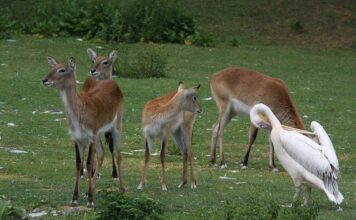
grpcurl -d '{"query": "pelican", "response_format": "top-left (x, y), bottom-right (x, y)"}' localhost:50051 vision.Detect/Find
top-left (250, 104), bottom-right (343, 206)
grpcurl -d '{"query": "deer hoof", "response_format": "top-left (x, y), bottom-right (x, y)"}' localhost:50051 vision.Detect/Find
top-left (241, 165), bottom-right (248, 170)
top-left (70, 200), bottom-right (78, 207)
top-left (87, 201), bottom-right (94, 208)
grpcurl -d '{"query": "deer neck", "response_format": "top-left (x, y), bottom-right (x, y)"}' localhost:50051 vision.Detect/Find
top-left (161, 91), bottom-right (185, 122)
top-left (59, 78), bottom-right (82, 125)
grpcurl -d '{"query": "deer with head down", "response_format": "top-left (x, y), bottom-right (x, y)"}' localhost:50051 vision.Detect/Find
top-left (137, 82), bottom-right (202, 191)
top-left (42, 57), bottom-right (124, 207)
top-left (210, 67), bottom-right (305, 171)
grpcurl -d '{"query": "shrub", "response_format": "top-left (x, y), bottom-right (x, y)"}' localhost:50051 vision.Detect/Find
top-left (115, 44), bottom-right (167, 78)
top-left (291, 20), bottom-right (305, 34)
top-left (95, 189), bottom-right (164, 220)
top-left (0, 9), bottom-right (21, 39)
top-left (188, 31), bottom-right (215, 47)
top-left (14, 0), bottom-right (201, 44)
top-left (229, 36), bottom-right (242, 47)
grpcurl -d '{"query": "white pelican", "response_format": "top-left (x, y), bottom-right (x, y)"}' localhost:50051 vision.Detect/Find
top-left (250, 104), bottom-right (343, 206)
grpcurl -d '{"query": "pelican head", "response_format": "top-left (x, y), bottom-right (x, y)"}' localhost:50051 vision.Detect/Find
top-left (250, 104), bottom-right (274, 129)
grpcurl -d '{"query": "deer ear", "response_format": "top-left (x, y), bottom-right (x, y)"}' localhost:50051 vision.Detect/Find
top-left (47, 56), bottom-right (58, 67)
top-left (87, 48), bottom-right (97, 62)
top-left (177, 81), bottom-right (186, 91)
top-left (191, 84), bottom-right (200, 91)
top-left (109, 50), bottom-right (118, 63)
top-left (68, 57), bottom-right (76, 72)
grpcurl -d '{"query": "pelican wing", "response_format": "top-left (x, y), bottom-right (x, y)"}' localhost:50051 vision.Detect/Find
top-left (310, 121), bottom-right (339, 171)
top-left (279, 130), bottom-right (333, 178)
top-left (279, 129), bottom-right (342, 203)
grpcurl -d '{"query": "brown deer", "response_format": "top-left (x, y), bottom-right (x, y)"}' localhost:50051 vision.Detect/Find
top-left (42, 57), bottom-right (124, 208)
top-left (137, 82), bottom-right (201, 191)
top-left (210, 67), bottom-right (304, 171)
top-left (81, 48), bottom-right (119, 179)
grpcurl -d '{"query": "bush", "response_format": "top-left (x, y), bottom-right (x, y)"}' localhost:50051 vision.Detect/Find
top-left (95, 189), bottom-right (164, 220)
top-left (13, 0), bottom-right (201, 44)
top-left (0, 9), bottom-right (21, 39)
top-left (229, 36), bottom-right (242, 47)
top-left (115, 44), bottom-right (167, 78)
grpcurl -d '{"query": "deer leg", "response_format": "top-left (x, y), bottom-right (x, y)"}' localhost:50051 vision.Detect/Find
top-left (92, 137), bottom-right (104, 189)
top-left (268, 132), bottom-right (278, 172)
top-left (303, 186), bottom-right (312, 207)
top-left (186, 128), bottom-right (196, 189)
top-left (71, 142), bottom-right (83, 206)
top-left (173, 127), bottom-right (188, 188)
top-left (87, 138), bottom-right (96, 208)
top-left (138, 137), bottom-right (152, 190)
top-left (105, 132), bottom-right (118, 179)
top-left (210, 122), bottom-right (220, 166)
top-left (241, 124), bottom-right (258, 169)
top-left (112, 128), bottom-right (125, 192)
top-left (160, 138), bottom-right (168, 191)
top-left (218, 108), bottom-right (234, 169)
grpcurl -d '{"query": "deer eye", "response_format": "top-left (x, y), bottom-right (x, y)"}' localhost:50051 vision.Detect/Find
top-left (59, 69), bottom-right (66, 73)
top-left (102, 61), bottom-right (108, 65)
top-left (193, 96), bottom-right (197, 101)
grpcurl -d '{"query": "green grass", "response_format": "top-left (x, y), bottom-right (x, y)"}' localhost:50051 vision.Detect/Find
top-left (0, 36), bottom-right (355, 219)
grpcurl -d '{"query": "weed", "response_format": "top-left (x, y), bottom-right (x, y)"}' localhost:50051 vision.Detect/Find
top-left (291, 20), bottom-right (305, 34)
top-left (229, 37), bottom-right (242, 47)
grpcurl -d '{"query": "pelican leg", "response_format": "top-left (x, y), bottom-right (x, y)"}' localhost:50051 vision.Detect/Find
top-left (293, 184), bottom-right (302, 203)
top-left (303, 186), bottom-right (312, 207)
top-left (267, 132), bottom-right (278, 172)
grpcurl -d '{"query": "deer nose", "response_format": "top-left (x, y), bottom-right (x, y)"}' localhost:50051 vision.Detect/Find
top-left (42, 79), bottom-right (48, 84)
top-left (90, 69), bottom-right (96, 74)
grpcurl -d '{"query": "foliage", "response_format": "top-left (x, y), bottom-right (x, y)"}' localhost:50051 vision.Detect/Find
top-left (187, 31), bottom-right (215, 47)
top-left (0, 9), bottom-right (21, 39)
top-left (229, 36), bottom-right (242, 47)
top-left (95, 189), bottom-right (163, 220)
top-left (0, 196), bottom-right (25, 220)
top-left (290, 20), bottom-right (305, 34)
top-left (115, 43), bottom-right (167, 78)
top-left (223, 197), bottom-right (319, 220)
top-left (8, 0), bottom-right (201, 44)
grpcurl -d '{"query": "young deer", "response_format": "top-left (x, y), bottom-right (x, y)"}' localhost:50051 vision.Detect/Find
top-left (137, 82), bottom-right (202, 191)
top-left (210, 67), bottom-right (304, 171)
top-left (42, 57), bottom-right (125, 208)
top-left (82, 48), bottom-right (119, 179)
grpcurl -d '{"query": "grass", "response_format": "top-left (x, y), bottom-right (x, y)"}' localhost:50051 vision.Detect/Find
top-left (0, 35), bottom-right (355, 219)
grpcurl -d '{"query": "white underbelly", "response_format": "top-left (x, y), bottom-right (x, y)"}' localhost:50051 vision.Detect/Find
top-left (230, 98), bottom-right (252, 115)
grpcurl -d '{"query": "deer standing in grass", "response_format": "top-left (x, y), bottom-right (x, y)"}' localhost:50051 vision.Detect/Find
top-left (42, 57), bottom-right (125, 208)
top-left (81, 48), bottom-right (119, 179)
top-left (137, 82), bottom-right (202, 191)
top-left (210, 67), bottom-right (304, 171)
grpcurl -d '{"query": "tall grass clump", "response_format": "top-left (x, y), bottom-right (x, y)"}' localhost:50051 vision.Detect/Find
top-left (0, 196), bottom-right (25, 220)
top-left (95, 189), bottom-right (163, 220)
top-left (115, 44), bottom-right (167, 78)
top-left (223, 197), bottom-right (319, 220)
top-left (14, 0), bottom-right (201, 44)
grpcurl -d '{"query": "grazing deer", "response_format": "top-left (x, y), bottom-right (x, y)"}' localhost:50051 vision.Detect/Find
top-left (42, 57), bottom-right (125, 208)
top-left (210, 67), bottom-right (304, 171)
top-left (81, 48), bottom-right (119, 179)
top-left (137, 82), bottom-right (202, 191)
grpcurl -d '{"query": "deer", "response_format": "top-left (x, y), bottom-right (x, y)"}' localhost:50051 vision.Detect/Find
top-left (209, 67), bottom-right (305, 171)
top-left (80, 48), bottom-right (119, 179)
top-left (137, 82), bottom-right (202, 191)
top-left (42, 57), bottom-right (125, 208)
